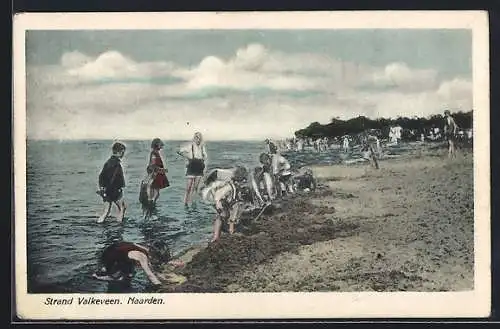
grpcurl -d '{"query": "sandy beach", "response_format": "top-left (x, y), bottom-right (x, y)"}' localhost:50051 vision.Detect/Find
top-left (156, 144), bottom-right (474, 293)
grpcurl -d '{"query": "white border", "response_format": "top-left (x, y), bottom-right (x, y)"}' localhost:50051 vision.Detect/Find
top-left (13, 11), bottom-right (490, 320)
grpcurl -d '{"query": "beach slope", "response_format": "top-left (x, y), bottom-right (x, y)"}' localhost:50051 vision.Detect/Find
top-left (158, 150), bottom-right (474, 292)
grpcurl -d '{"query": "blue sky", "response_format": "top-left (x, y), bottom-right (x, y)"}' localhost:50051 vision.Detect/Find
top-left (26, 29), bottom-right (472, 140)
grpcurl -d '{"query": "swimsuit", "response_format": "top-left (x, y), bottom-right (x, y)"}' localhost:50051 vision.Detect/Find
top-left (149, 151), bottom-right (169, 189)
top-left (100, 242), bottom-right (149, 276)
top-left (98, 156), bottom-right (125, 202)
top-left (186, 144), bottom-right (206, 177)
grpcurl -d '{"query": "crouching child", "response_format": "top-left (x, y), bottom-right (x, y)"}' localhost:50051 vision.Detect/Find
top-left (199, 166), bottom-right (249, 243)
top-left (92, 241), bottom-right (172, 286)
top-left (293, 168), bottom-right (317, 192)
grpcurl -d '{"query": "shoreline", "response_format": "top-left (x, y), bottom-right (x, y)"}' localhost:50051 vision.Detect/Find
top-left (156, 144), bottom-right (474, 293)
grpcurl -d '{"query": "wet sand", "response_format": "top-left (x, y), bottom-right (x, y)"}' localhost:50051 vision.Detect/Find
top-left (157, 145), bottom-right (474, 292)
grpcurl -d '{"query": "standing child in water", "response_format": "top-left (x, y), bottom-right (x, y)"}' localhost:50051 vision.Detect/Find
top-left (177, 132), bottom-right (208, 207)
top-left (140, 138), bottom-right (169, 216)
top-left (97, 142), bottom-right (127, 223)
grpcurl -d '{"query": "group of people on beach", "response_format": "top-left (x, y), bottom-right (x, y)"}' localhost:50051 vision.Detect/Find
top-left (93, 132), bottom-right (316, 286)
top-left (93, 132), bottom-right (208, 285)
top-left (91, 110), bottom-right (461, 287)
top-left (97, 132), bottom-right (208, 223)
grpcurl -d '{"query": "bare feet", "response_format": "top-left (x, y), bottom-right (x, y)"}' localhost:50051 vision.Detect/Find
top-left (97, 215), bottom-right (106, 223)
top-left (117, 204), bottom-right (127, 222)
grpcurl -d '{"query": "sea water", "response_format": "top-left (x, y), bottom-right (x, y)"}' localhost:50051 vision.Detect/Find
top-left (25, 139), bottom-right (415, 293)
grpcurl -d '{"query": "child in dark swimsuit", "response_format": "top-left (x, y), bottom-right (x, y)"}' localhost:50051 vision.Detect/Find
top-left (93, 241), bottom-right (172, 285)
top-left (97, 142), bottom-right (127, 223)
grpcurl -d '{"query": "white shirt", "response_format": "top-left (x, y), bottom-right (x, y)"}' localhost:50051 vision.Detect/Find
top-left (271, 154), bottom-right (291, 175)
top-left (179, 142), bottom-right (208, 161)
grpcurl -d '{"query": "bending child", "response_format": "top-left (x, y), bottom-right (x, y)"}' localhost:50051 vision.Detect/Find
top-left (93, 241), bottom-right (173, 286)
top-left (199, 166), bottom-right (248, 242)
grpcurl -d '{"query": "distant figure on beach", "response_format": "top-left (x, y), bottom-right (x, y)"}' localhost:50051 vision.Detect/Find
top-left (443, 110), bottom-right (459, 158)
top-left (92, 241), bottom-right (173, 286)
top-left (296, 138), bottom-right (304, 152)
top-left (199, 166), bottom-right (249, 242)
top-left (361, 134), bottom-right (380, 169)
top-left (97, 142), bottom-right (127, 223)
top-left (140, 138), bottom-right (170, 217)
top-left (342, 135), bottom-right (350, 152)
top-left (177, 132), bottom-right (208, 207)
top-left (389, 126), bottom-right (402, 144)
top-left (269, 143), bottom-right (295, 196)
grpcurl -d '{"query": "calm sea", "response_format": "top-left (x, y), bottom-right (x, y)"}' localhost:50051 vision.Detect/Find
top-left (25, 139), bottom-right (415, 293)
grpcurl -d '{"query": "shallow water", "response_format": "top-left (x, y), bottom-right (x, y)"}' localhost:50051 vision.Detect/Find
top-left (26, 139), bottom-right (417, 293)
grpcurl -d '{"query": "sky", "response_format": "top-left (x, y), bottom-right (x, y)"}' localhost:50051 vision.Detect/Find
top-left (25, 29), bottom-right (472, 141)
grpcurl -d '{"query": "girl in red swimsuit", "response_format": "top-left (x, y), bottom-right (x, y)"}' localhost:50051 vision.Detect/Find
top-left (142, 139), bottom-right (169, 212)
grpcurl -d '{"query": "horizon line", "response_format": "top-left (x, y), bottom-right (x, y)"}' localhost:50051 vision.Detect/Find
top-left (25, 138), bottom-right (281, 142)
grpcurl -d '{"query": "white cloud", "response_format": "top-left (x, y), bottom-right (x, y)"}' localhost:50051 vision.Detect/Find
top-left (26, 44), bottom-right (473, 140)
top-left (61, 51), bottom-right (92, 68)
top-left (60, 51), bottom-right (178, 81)
top-left (368, 62), bottom-right (438, 91)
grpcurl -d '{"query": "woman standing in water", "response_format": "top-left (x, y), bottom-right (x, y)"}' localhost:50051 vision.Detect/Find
top-left (177, 132), bottom-right (208, 207)
top-left (142, 138), bottom-right (169, 212)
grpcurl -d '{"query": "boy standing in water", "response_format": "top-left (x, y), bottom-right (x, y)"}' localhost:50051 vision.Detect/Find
top-left (97, 142), bottom-right (127, 223)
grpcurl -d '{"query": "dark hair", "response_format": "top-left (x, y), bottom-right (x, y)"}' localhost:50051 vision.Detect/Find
top-left (259, 153), bottom-right (271, 165)
top-left (112, 142), bottom-right (126, 154)
top-left (269, 142), bottom-right (277, 154)
top-left (151, 138), bottom-right (164, 150)
top-left (149, 241), bottom-right (171, 264)
top-left (232, 166), bottom-right (248, 182)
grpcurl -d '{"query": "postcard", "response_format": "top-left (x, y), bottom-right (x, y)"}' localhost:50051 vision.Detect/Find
top-left (13, 11), bottom-right (490, 320)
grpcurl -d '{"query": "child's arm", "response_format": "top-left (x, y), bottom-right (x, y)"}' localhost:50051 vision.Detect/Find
top-left (98, 161), bottom-right (109, 188)
top-left (128, 251), bottom-right (161, 285)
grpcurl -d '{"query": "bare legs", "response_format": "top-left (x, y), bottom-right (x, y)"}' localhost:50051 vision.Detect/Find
top-left (114, 199), bottom-right (127, 222)
top-left (448, 139), bottom-right (456, 158)
top-left (97, 199), bottom-right (126, 223)
top-left (211, 202), bottom-right (242, 243)
top-left (98, 202), bottom-right (112, 223)
top-left (184, 176), bottom-right (202, 206)
top-left (263, 173), bottom-right (275, 201)
top-left (184, 178), bottom-right (194, 206)
top-left (211, 216), bottom-right (222, 243)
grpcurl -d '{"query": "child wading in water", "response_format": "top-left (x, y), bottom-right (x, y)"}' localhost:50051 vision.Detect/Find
top-left (177, 132), bottom-right (208, 207)
top-left (140, 138), bottom-right (169, 217)
top-left (97, 142), bottom-right (127, 223)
